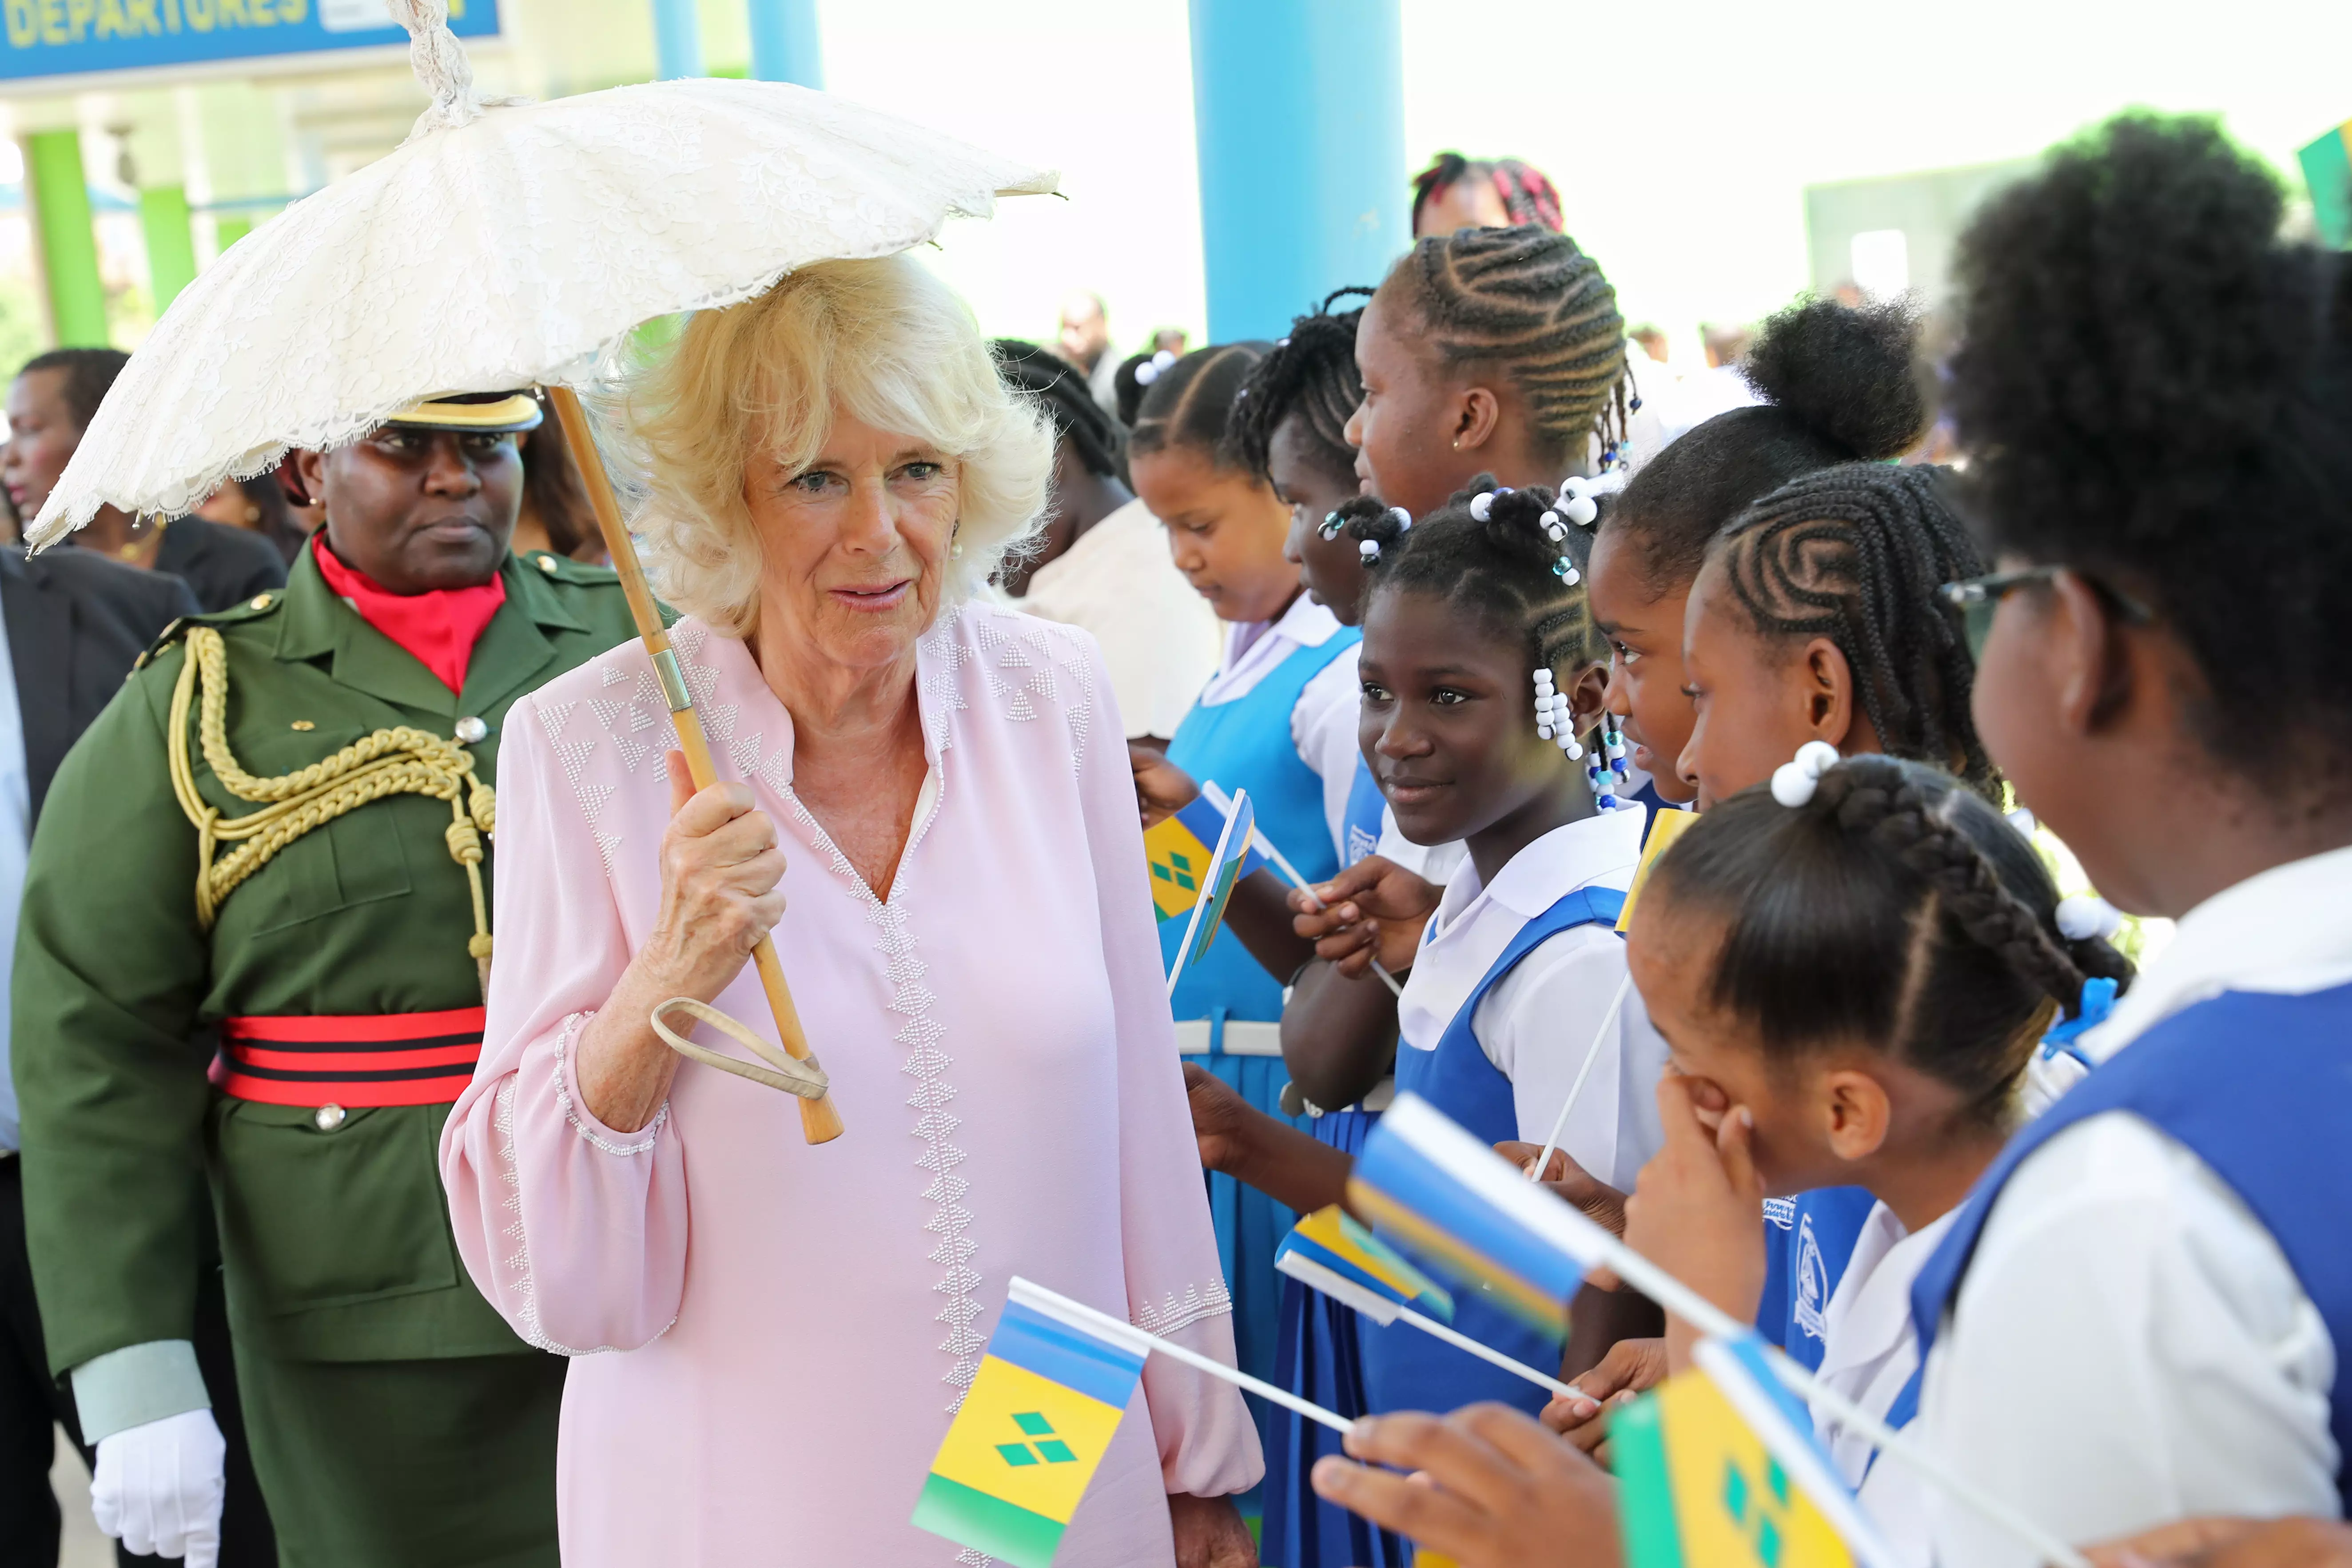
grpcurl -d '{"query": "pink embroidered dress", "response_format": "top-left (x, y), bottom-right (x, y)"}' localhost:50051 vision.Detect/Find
top-left (440, 605), bottom-right (1262, 1566)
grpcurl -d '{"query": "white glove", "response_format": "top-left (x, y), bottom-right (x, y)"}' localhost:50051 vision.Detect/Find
top-left (91, 1408), bottom-right (225, 1567)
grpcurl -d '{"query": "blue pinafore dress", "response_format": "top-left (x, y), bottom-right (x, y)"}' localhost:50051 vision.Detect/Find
top-left (1363, 886), bottom-right (1628, 1418)
top-left (1162, 628), bottom-right (1361, 1406)
top-left (1260, 756), bottom-right (1407, 1568)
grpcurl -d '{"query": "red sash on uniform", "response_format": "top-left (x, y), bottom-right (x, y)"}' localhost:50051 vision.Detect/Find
top-left (211, 1007), bottom-right (486, 1106)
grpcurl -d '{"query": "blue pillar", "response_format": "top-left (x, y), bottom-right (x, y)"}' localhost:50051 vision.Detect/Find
top-left (748, 0), bottom-right (824, 88)
top-left (1186, 0), bottom-right (1407, 344)
top-left (652, 0), bottom-right (704, 80)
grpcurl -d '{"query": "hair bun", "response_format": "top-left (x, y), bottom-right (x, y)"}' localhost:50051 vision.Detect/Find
top-left (1741, 295), bottom-right (1930, 461)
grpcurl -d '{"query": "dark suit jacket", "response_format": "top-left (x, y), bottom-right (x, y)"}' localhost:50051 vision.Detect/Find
top-left (0, 545), bottom-right (201, 820)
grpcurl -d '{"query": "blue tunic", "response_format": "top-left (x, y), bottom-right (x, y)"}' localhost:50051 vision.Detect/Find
top-left (1911, 981), bottom-right (2352, 1509)
top-left (1366, 886), bottom-right (1627, 1419)
top-left (1162, 626), bottom-right (1362, 1421)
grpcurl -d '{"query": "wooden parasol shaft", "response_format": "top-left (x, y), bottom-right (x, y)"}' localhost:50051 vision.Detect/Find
top-left (546, 386), bottom-right (844, 1145)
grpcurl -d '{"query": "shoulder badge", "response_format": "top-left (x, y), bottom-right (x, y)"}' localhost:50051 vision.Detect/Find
top-left (133, 590), bottom-right (283, 675)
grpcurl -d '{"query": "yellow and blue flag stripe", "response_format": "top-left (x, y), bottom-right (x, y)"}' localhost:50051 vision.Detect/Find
top-left (1276, 1204), bottom-right (1454, 1324)
top-left (912, 1283), bottom-right (1148, 1567)
top-left (1347, 1094), bottom-right (1608, 1334)
top-left (1145, 791), bottom-right (1269, 922)
top-left (1615, 1334), bottom-right (1896, 1568)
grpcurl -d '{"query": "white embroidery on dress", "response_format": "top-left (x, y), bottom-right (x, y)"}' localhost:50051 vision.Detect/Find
top-left (555, 1017), bottom-right (669, 1157)
top-left (493, 1015), bottom-right (677, 1358)
top-left (1131, 1279), bottom-right (1235, 1339)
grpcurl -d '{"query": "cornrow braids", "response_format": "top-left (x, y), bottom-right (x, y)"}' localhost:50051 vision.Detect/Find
top-left (991, 338), bottom-right (1124, 479)
top-left (1226, 288), bottom-right (1370, 485)
top-left (1710, 462), bottom-right (1996, 797)
top-left (1355, 474), bottom-right (1605, 724)
top-left (1128, 342), bottom-right (1269, 470)
top-left (1382, 226), bottom-right (1632, 472)
top-left (1649, 755), bottom-right (2133, 1130)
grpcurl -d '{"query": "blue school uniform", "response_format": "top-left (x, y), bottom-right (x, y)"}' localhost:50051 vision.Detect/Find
top-left (1162, 620), bottom-right (1361, 1415)
top-left (1912, 980), bottom-right (2352, 1509)
top-left (1361, 885), bottom-right (1629, 1420)
top-left (1756, 1188), bottom-right (1880, 1369)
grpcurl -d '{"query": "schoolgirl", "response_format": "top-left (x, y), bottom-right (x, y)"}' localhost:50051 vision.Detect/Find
top-left (1906, 113), bottom-right (2352, 1564)
top-left (1123, 342), bottom-right (1364, 1393)
top-left (1618, 754), bottom-right (2133, 1564)
top-left (1288, 223), bottom-right (1648, 1010)
top-left (1588, 294), bottom-right (1931, 815)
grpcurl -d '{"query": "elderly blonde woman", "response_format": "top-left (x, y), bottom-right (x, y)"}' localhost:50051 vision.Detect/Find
top-left (438, 256), bottom-right (1262, 1567)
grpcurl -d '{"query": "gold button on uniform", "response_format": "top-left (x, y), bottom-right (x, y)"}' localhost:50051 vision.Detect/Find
top-left (454, 716), bottom-right (488, 744)
top-left (250, 593), bottom-right (274, 609)
top-left (313, 1104), bottom-right (346, 1131)
top-left (291, 720), bottom-right (315, 732)
top-left (536, 553), bottom-right (559, 574)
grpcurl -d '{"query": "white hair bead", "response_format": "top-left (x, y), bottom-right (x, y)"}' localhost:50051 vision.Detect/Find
top-left (1469, 492), bottom-right (1495, 522)
top-left (1564, 494), bottom-right (1598, 526)
top-left (1358, 539), bottom-right (1379, 560)
top-left (2055, 894), bottom-right (2124, 942)
top-left (1536, 725), bottom-right (1553, 740)
top-left (1770, 740), bottom-right (1843, 807)
top-left (1562, 565), bottom-right (1581, 585)
top-left (1389, 506), bottom-right (1413, 529)
top-left (1565, 738), bottom-right (1584, 760)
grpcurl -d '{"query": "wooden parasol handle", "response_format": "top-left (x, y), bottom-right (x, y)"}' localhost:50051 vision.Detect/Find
top-left (546, 386), bottom-right (844, 1145)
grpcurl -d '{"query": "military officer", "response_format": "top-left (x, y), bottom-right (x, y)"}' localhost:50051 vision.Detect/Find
top-left (12, 392), bottom-right (640, 1567)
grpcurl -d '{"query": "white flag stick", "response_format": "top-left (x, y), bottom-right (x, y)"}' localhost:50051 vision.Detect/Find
top-left (1277, 1250), bottom-right (1580, 1401)
top-left (1165, 793), bottom-right (1247, 998)
top-left (1525, 974), bottom-right (1632, 1183)
top-left (1202, 780), bottom-right (1405, 998)
top-left (1011, 1277), bottom-right (1354, 1437)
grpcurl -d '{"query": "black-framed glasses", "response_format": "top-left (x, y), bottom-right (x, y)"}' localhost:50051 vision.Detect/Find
top-left (1938, 565), bottom-right (2155, 662)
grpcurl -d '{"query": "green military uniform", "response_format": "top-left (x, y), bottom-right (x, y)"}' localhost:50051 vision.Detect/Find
top-left (13, 540), bottom-right (640, 1567)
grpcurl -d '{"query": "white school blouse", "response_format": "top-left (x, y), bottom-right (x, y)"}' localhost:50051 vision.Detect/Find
top-left (1391, 807), bottom-right (1669, 1190)
top-left (1808, 1202), bottom-right (1956, 1568)
top-left (1919, 844), bottom-right (2352, 1568)
top-left (1194, 593), bottom-right (1363, 865)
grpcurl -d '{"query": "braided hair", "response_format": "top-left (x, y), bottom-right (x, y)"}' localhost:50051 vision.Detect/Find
top-left (1608, 296), bottom-right (1931, 597)
top-left (1708, 463), bottom-right (1995, 796)
top-left (1948, 112), bottom-right (2352, 779)
top-left (1379, 227), bottom-right (1631, 472)
top-left (1226, 289), bottom-right (1369, 485)
top-left (1353, 475), bottom-right (1605, 711)
top-left (1127, 343), bottom-right (1268, 470)
top-left (991, 338), bottom-right (1124, 479)
top-left (1649, 755), bottom-right (2134, 1128)
top-left (1410, 152), bottom-right (1565, 234)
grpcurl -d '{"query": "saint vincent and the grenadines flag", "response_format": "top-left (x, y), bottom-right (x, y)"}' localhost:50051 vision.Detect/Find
top-left (1615, 1334), bottom-right (1900, 1568)
top-left (1274, 1204), bottom-right (1455, 1326)
top-left (1143, 789), bottom-right (1268, 922)
top-left (913, 1280), bottom-right (1150, 1568)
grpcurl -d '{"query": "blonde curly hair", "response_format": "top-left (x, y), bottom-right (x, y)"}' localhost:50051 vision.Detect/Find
top-left (609, 254), bottom-right (1050, 637)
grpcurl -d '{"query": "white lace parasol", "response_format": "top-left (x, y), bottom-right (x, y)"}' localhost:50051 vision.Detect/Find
top-left (25, 0), bottom-right (1058, 549)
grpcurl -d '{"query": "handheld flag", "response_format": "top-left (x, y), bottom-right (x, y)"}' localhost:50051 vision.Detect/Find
top-left (1278, 1206), bottom-right (1587, 1400)
top-left (2301, 119), bottom-right (2352, 250)
top-left (1348, 1093), bottom-right (1613, 1334)
top-left (1144, 790), bottom-right (1268, 921)
top-left (1617, 805), bottom-right (1699, 932)
top-left (1613, 1334), bottom-right (1900, 1568)
top-left (912, 1280), bottom-right (1150, 1568)
top-left (1164, 789), bottom-right (1254, 993)
top-left (1275, 1206), bottom-right (1454, 1324)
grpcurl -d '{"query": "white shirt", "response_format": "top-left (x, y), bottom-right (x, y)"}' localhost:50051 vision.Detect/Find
top-left (1016, 497), bottom-right (1222, 740)
top-left (1811, 1202), bottom-right (1956, 1568)
top-left (1195, 594), bottom-right (1362, 866)
top-left (1393, 807), bottom-right (1668, 1190)
top-left (0, 599), bottom-right (27, 1152)
top-left (1920, 844), bottom-right (2352, 1568)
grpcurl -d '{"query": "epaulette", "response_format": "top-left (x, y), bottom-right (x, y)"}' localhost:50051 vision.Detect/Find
top-left (525, 551), bottom-right (677, 625)
top-left (523, 550), bottom-right (621, 587)
top-left (131, 589), bottom-right (284, 674)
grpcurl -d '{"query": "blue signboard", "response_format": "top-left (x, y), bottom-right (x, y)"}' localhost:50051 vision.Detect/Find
top-left (0, 0), bottom-right (497, 82)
